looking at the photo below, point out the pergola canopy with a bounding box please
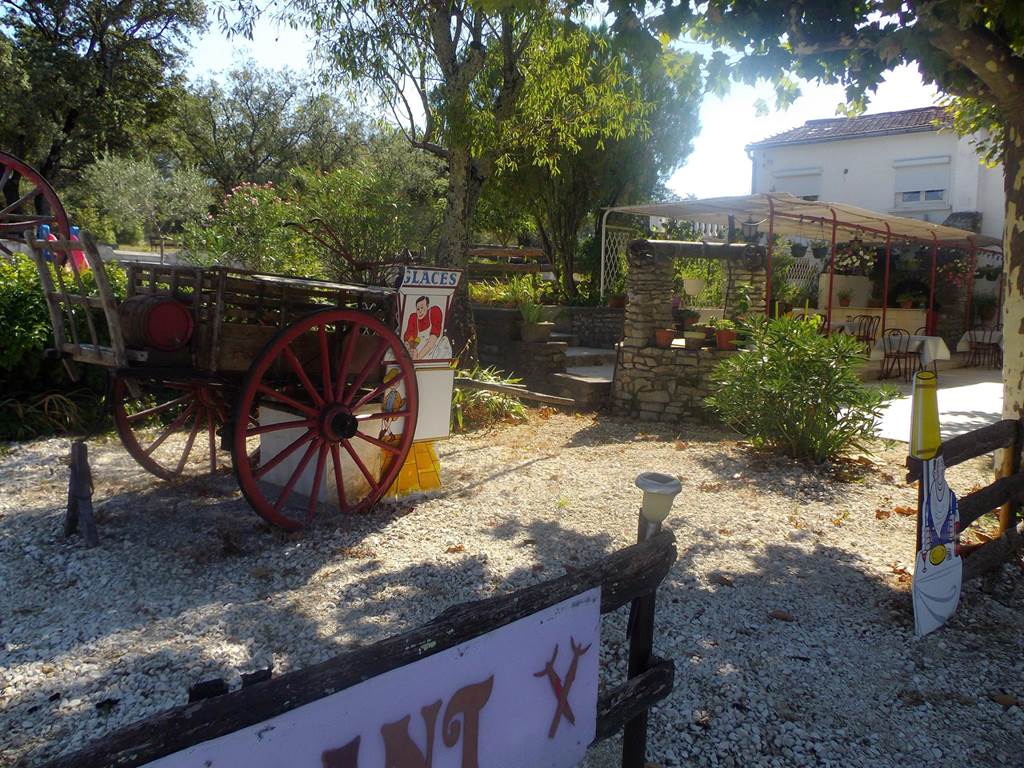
[606,193,1001,249]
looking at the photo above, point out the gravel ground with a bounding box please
[1,413,1022,768]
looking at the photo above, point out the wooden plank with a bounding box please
[468,245,546,260]
[962,520,1024,581]
[468,262,549,276]
[593,658,674,743]
[455,377,575,407]
[628,239,759,262]
[42,532,676,768]
[958,472,1024,529]
[81,231,130,369]
[906,419,1017,481]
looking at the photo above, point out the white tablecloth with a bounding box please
[870,335,951,367]
[956,330,1003,352]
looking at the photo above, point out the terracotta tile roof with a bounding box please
[747,106,952,149]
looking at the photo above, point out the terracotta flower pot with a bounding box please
[654,328,676,349]
[607,295,626,309]
[715,329,737,351]
[899,300,913,309]
[839,297,851,307]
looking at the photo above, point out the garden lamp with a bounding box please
[635,472,682,525]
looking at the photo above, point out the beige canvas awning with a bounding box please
[607,193,1001,249]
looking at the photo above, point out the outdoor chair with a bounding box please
[850,314,881,348]
[881,328,917,382]
[967,326,1002,368]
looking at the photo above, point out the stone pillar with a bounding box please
[622,249,675,350]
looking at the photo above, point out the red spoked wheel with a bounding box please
[112,376,240,480]
[232,309,418,530]
[0,151,70,254]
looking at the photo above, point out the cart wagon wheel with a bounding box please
[0,151,70,255]
[111,376,242,480]
[232,309,418,530]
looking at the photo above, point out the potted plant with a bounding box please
[673,306,700,333]
[683,331,705,350]
[790,240,808,258]
[896,291,916,309]
[606,273,627,308]
[810,239,829,259]
[837,288,852,307]
[519,302,553,342]
[709,317,738,350]
[680,278,704,298]
[654,327,676,348]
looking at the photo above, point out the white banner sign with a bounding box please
[145,588,601,768]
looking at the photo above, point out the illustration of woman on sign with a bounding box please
[403,295,453,360]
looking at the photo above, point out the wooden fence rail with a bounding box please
[906,417,1024,581]
[42,532,678,768]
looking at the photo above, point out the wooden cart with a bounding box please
[25,231,423,530]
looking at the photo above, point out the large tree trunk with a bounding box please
[1002,120,1024,419]
[436,146,486,365]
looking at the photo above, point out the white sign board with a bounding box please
[144,588,601,768]
[397,267,462,367]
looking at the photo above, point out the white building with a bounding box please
[746,107,1005,242]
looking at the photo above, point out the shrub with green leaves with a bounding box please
[705,316,895,462]
[0,254,125,439]
[451,365,529,432]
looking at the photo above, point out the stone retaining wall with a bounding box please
[473,306,566,390]
[553,306,624,348]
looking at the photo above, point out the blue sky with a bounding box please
[189,21,940,200]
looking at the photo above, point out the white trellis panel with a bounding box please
[601,226,635,299]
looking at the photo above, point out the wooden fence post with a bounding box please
[998,417,1023,534]
[622,512,660,768]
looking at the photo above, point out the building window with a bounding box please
[893,156,950,209]
[771,166,822,200]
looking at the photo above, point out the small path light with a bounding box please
[635,471,682,527]
[622,471,681,768]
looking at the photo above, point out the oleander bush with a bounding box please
[706,316,895,463]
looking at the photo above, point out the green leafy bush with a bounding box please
[451,366,529,432]
[0,254,125,439]
[706,316,895,462]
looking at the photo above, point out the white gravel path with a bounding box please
[1,414,1022,767]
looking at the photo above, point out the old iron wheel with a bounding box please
[232,308,418,530]
[111,375,242,480]
[0,151,70,255]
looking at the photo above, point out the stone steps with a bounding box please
[550,331,580,346]
[564,346,617,367]
[551,363,614,410]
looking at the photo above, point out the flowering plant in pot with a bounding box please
[708,316,738,350]
[833,239,874,276]
[518,302,553,342]
[837,288,852,307]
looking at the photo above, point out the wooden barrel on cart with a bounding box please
[118,294,194,351]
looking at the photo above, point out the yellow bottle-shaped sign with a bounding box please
[909,371,940,460]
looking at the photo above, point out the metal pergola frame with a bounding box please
[600,193,1002,336]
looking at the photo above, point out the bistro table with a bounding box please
[870,334,951,375]
[956,329,1004,353]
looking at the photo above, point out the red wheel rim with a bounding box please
[0,151,70,255]
[232,309,418,530]
[112,376,236,480]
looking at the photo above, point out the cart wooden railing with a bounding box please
[907,417,1024,579]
